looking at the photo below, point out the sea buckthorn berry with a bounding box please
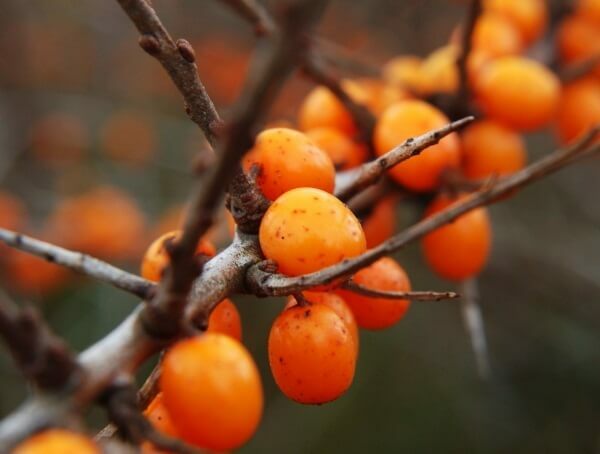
[336,257,411,330]
[382,55,422,91]
[472,12,524,57]
[141,230,216,282]
[557,77,600,144]
[286,291,359,354]
[0,191,27,231]
[244,128,335,200]
[298,86,357,136]
[100,110,156,166]
[259,188,366,276]
[422,194,492,281]
[28,112,88,165]
[343,78,411,116]
[161,333,263,451]
[418,45,459,95]
[142,392,180,453]
[374,100,461,192]
[484,0,547,45]
[461,120,526,180]
[577,0,600,23]
[362,195,397,249]
[475,57,560,131]
[207,298,242,341]
[13,429,99,454]
[268,304,356,404]
[306,127,368,170]
[7,250,71,295]
[556,15,600,73]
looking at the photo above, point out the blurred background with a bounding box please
[1,0,600,453]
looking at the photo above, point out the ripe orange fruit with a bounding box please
[557,77,600,144]
[577,0,600,24]
[144,391,179,435]
[484,0,547,45]
[336,257,411,330]
[140,230,216,282]
[0,191,27,231]
[207,298,242,341]
[472,12,524,57]
[161,334,263,451]
[422,194,492,281]
[475,57,560,131]
[47,186,146,260]
[362,195,397,249]
[12,429,99,454]
[298,86,357,136]
[259,188,366,276]
[382,55,422,92]
[556,15,600,74]
[286,291,359,353]
[418,45,459,95]
[7,250,71,295]
[306,127,367,170]
[245,128,335,200]
[461,120,526,180]
[28,112,88,165]
[374,100,461,191]
[100,110,157,166]
[268,304,356,404]
[342,78,411,116]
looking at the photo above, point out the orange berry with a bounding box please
[7,250,70,295]
[259,188,366,276]
[418,45,459,95]
[298,86,357,136]
[336,257,411,330]
[244,128,335,200]
[342,78,411,116]
[13,429,99,454]
[207,298,242,341]
[484,0,547,45]
[382,55,423,91]
[161,334,263,451]
[47,186,146,260]
[100,110,157,166]
[28,112,88,165]
[556,77,600,144]
[374,100,461,191]
[556,15,600,73]
[153,204,186,237]
[141,230,216,282]
[472,12,524,57]
[461,120,526,180]
[144,392,179,437]
[362,195,397,249]
[577,0,600,23]
[422,194,492,281]
[286,291,359,354]
[268,304,356,404]
[306,127,367,170]
[0,191,27,231]
[475,57,560,131]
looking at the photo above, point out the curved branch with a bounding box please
[248,127,600,296]
[342,281,459,301]
[0,229,154,299]
[335,116,474,201]
[454,0,482,115]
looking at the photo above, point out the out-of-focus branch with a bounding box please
[335,116,474,201]
[0,229,154,299]
[459,278,491,379]
[219,0,276,36]
[247,126,600,296]
[342,281,459,301]
[116,0,222,145]
[559,53,600,83]
[454,0,482,116]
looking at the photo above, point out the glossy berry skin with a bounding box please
[556,15,600,75]
[142,392,180,453]
[298,86,357,136]
[141,230,216,282]
[362,196,397,249]
[13,429,99,454]
[246,128,335,200]
[557,77,600,144]
[577,0,600,23]
[484,0,547,45]
[475,57,560,131]
[306,127,367,170]
[336,257,411,330]
[160,334,263,451]
[418,46,459,95]
[472,12,524,57]
[422,194,492,281]
[461,120,526,180]
[207,298,242,341]
[268,304,356,404]
[382,55,422,92]
[286,291,359,354]
[374,100,461,191]
[259,188,366,276]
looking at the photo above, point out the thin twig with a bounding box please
[247,127,600,296]
[335,116,474,201]
[454,0,482,116]
[343,281,459,301]
[219,0,276,36]
[459,278,491,380]
[0,229,154,299]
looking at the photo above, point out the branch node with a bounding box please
[176,38,196,63]
[138,34,160,55]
